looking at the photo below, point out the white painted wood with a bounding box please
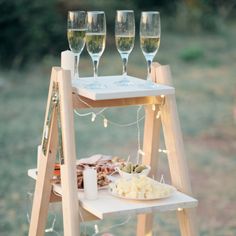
[56,186,198,219]
[28,168,198,220]
[72,75,174,100]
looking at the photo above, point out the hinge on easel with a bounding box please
[56,87,64,165]
[41,82,64,165]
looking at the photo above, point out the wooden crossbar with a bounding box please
[72,92,164,109]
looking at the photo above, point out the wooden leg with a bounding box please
[137,213,153,236]
[155,63,198,236]
[48,192,99,222]
[28,109,58,236]
[178,209,198,236]
[57,69,80,236]
[141,105,161,179]
[29,67,61,236]
[40,67,61,146]
[137,64,162,236]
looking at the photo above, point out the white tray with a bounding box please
[28,168,198,219]
[72,75,175,100]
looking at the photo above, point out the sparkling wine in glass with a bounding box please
[115,10,135,86]
[86,11,106,89]
[140,11,160,82]
[67,11,86,79]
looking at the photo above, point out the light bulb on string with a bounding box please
[156,110,161,119]
[91,113,96,122]
[160,174,165,184]
[158,148,169,154]
[103,118,108,128]
[138,149,145,156]
[44,125,49,139]
[94,224,99,234]
[152,104,156,111]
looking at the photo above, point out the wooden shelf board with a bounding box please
[28,169,198,219]
[72,75,175,101]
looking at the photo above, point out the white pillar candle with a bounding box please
[61,50,74,78]
[83,168,98,200]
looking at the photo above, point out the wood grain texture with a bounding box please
[137,213,153,236]
[71,75,174,100]
[155,63,199,236]
[40,67,61,145]
[72,93,163,109]
[49,192,99,222]
[137,64,161,236]
[57,69,80,236]
[28,102,58,236]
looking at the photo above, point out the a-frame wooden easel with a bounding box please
[28,63,198,236]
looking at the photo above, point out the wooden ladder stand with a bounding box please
[28,63,198,236]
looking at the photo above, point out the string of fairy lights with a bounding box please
[27,94,172,235]
[74,95,146,163]
[73,95,167,162]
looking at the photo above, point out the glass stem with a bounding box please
[93,59,99,78]
[147,59,152,81]
[121,54,128,77]
[74,54,80,79]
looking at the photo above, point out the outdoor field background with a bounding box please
[0,1,236,235]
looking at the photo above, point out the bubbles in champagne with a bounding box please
[140,36,160,56]
[86,33,106,57]
[115,35,135,54]
[67,29,86,54]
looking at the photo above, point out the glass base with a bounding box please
[74,75,80,80]
[114,77,134,87]
[84,81,106,89]
[139,80,159,89]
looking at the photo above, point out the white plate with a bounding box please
[72,75,175,100]
[109,182,176,201]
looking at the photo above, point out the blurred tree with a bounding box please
[63,0,137,31]
[0,0,66,68]
[175,0,236,32]
[134,0,178,12]
[0,0,235,69]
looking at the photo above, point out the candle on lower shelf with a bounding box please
[83,167,98,200]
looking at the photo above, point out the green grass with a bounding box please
[1,24,236,235]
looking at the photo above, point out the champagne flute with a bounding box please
[115,10,135,86]
[140,11,161,83]
[86,11,106,89]
[67,11,86,79]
